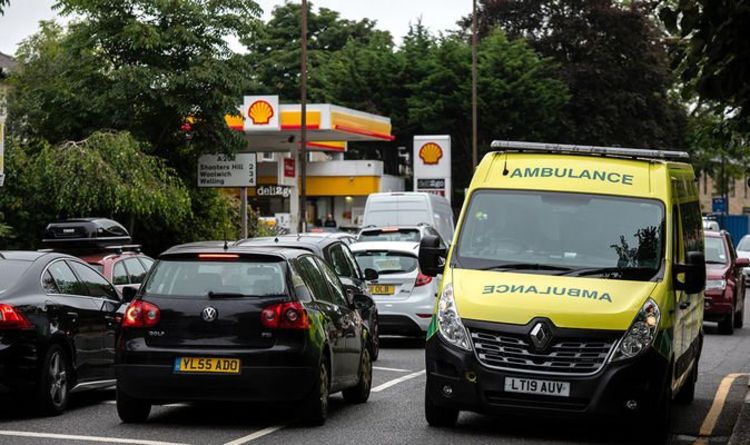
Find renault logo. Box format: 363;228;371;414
201;306;218;322
529;322;552;350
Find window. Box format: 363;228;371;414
354;250;418;275
314;257;348;307
341;245;363;279
326;244;355;278
679;201;704;254
288;261;313;302
47;261;88;296
41;270;59;294
69;261;118;300
139;256;155;271
113;262;129;285
297;256;332;303
124;258;147;283
358;228;421;243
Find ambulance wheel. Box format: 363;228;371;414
674;362;697;404
425;390;458;427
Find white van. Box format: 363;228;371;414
362;192;455;243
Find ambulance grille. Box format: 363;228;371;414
470;330;615;376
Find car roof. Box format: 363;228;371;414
349;241;420;255
161;243;313;260
704;230;725;238
236;234;341;248
78;251;142;263
0;250;72;262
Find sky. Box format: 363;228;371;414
0;0;471;56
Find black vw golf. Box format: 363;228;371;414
115;245;372;425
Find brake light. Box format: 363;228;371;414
415;272;432;287
381;227;399;233
0;304;33;329
198;254;240;260
122;300;161;328
261;302;310;330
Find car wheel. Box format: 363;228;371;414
674;361;697;404
424;388;458;427
718;307;735;335
302;359;329;426
36;344;70;416
342;348;372;404
734;298;744;329
370;320;380;362
116;385;151;423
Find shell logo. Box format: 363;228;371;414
419;142;443;165
247;100;275;125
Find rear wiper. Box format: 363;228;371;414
478;263;573;272
565;267;655;277
208;291;250;299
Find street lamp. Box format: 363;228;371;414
471;0;478;169
298;0;308;233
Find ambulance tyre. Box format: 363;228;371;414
674;362;697;404
425;390;458;427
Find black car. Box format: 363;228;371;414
236;234;381;360
0;251;123;414
115;245;372;425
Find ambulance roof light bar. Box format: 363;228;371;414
490;140;690;162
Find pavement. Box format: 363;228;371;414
1;310;750;445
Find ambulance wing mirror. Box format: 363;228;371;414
674;251;706;294
419;235;447;277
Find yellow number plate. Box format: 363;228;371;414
175;357;241;374
369;284;395;295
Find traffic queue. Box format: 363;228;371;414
0;141;745;443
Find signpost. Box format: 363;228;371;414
198;153;257;238
413;135;452;202
712;197;728;215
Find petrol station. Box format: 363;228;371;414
220;95;404;232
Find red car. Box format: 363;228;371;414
79;248;155;292
704;230;748;335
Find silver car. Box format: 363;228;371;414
737;235;750;279
350;241;439;337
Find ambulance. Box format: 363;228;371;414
418;141;705;439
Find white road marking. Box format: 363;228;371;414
0;430;189;445
371;370;425;393
373;366;412;373
222;425;285;445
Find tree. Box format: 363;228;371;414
467;0;687;149
660;1;750;120
0;0;8;14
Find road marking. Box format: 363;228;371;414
373;366;412;373
0;430;188;445
693;373;749;445
222;425;285;445
371;370;425;393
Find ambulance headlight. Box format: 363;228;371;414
437;284;471;351
611;298;661;362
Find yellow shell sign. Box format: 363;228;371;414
419;142;443;165
248;100;275;125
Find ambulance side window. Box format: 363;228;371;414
673;205;681;262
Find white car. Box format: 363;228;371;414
737;235;750;278
350;241;439;337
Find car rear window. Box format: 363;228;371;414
358;229;421;242
353;251;418;275
738;236;750;252
0;260;32;293
143;259;288;297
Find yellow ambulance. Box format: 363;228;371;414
419;141;705;439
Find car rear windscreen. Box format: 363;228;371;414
0;260;32;294
143;260;287;297
359;229;421;243
354;251;418;275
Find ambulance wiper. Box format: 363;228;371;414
568;266;654;278
478;263;573;272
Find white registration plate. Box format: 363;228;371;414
504;377;570;397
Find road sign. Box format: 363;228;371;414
197;153;257;188
712;197;727;214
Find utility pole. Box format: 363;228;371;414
298;0;308;233
471;0;478;169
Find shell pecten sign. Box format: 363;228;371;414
418;142;444;165
242;95;280;131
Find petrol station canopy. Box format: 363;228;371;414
225;96;394;152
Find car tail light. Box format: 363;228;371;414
261;302;310;330
122;300;161;328
415;272;432;287
0;304;33;329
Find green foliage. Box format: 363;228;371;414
469;0;687;149
660;1;750;119
0;0;8;14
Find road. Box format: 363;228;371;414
1;311;749;445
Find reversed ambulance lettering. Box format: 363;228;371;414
482;284;613;303
509;167;634;185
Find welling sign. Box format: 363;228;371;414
198;153;257;188
413;135;451;203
